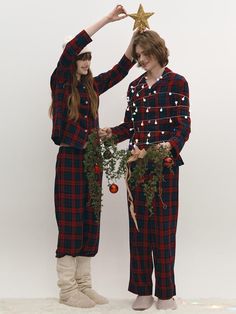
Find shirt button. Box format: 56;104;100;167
85;101;88;104
85;129;88;133
84;115;88;118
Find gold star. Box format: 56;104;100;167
128;4;154;31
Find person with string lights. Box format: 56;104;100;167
99;30;191;311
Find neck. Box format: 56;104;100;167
76;72;81;81
147;65;165;81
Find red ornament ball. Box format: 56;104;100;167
109;183;119;193
163;157;174;167
94;164;101;174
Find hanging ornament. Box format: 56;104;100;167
109;183;119;194
94;163;101;174
163;157;174;167
128;4;154;31
103;149;113;160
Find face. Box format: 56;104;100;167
76;58;91;76
135;44;159;72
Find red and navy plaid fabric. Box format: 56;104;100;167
51;30;134;257
111;68;191;298
128;166;179;299
112;67;191;165
55;147;101;257
50;29;134;150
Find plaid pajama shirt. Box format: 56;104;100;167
50;30;134;258
112;68;191;298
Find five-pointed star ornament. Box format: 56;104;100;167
128;4;154;31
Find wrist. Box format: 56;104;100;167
103;15;111;24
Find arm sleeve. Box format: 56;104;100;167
94;55;135;95
169;79;191;157
50;30;92;90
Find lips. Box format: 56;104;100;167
141;63;148;68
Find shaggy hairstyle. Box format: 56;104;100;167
132;30;169;67
50;52;98;121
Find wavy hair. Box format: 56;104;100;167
132;30;169;67
49;52;98;121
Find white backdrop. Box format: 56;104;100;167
0;0;236;299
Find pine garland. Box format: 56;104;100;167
83;131;129;221
128;145;174;215
84;131;173;220
83;131;103;221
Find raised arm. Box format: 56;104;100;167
51;5;128;90
85;5;127;37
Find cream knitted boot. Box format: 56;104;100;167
57;255;95;308
76;256;109;304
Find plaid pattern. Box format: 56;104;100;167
51;30;134;257
55;147;102;257
111;68;191;298
128;166;179;299
112;67;191;165
51;30;134;149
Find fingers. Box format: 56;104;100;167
111;4;127;21
98;128;107;138
116;4;127;15
98;128;112;139
156;142;171;151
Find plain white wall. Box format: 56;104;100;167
1;0;236;299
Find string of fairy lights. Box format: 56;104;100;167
123;71;190;149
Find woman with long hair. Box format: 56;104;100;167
50;5;134;308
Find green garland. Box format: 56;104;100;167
84;131;173;220
83;131;129;221
83;131;103;221
128;145;173;215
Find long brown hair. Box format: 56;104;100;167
49;52;98;121
132;30;169;67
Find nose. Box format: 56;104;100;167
139;54;145;63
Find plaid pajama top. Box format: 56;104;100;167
50;30;134;257
111;68;191;297
50;30;134;149
112;67;191;164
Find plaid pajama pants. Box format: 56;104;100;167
54;146;101;258
128;165;179;299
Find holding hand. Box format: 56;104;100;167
156;142;171;151
98;127;112;140
106;5;127;22
85;5;127;38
